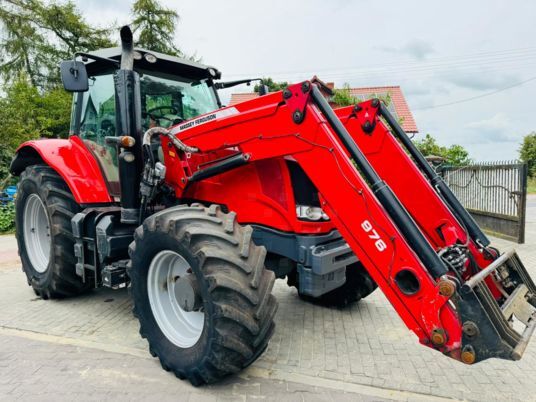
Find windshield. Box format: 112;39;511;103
140;74;219;129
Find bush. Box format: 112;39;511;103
520;132;536;177
414;133;471;167
0;203;15;233
528;177;536;194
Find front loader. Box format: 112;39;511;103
10;26;536;385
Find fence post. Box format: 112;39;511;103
519;163;528;244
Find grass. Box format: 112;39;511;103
0;203;15;233
529;177;536;194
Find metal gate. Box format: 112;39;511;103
440;161;528;243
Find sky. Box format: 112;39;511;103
78;0;536;161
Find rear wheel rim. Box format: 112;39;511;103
147;250;205;348
23;194;51;274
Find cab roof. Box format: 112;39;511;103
84;47;221;81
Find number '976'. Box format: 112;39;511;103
361;220;387;252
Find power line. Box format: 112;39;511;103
222;46;536;80
413;75;536;111
284;59;536;83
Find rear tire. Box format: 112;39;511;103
15;165;91;299
128;204;278;386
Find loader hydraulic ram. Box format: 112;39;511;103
165;81;536;365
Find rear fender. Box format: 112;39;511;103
10;136;113;204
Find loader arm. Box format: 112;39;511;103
334;103;501;294
164;81;536;364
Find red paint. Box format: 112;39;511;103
164;83;464;353
15;136;113;204
16;81;513;362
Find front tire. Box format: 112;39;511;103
128;204;278;386
15;165;91;299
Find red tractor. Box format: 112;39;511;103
10;27;536;385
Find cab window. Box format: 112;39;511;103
71;73;119;195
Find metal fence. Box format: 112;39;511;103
440;161;528;243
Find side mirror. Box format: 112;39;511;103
60;60;88;92
257;84;269;96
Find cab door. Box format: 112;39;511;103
71;73;120;196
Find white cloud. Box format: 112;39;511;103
377;39;434;60
403;39;435;60
440;71;519;91
464;113;518;143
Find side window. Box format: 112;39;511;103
77;74;120;194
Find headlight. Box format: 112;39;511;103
144;53;157;63
296;205;329;221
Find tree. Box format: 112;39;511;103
254;77;288;93
444;144;471;166
331;83;393;108
0;75;71;146
0;75;72;182
131;0;183;56
413;133;471;166
519;132;536;177
331;83;356;107
0;0;113;89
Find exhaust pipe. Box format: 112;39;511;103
115;26;143;224
120;25;134;71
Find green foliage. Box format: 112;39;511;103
0;147;15;187
0;0;189;88
331;83;356;107
519;132;536;177
254;77;288;93
0;203;15;233
0;76;72;149
413;133;471;166
0;76;71;183
528;177;536;194
331;83;393;108
0;0;113;89
132;0;183;57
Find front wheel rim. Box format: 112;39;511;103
147;250;205;348
23;194;51;273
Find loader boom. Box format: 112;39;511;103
165;83;461;352
160;81;536;363
333;103;497;280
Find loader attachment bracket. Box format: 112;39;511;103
454;250;536;363
351;98;380;134
283;81;311;124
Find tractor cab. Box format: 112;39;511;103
68;47;222;196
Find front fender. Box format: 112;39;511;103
10;136;113;204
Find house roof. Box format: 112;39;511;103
228;93;260;105
228;85;418;133
347;86;418;133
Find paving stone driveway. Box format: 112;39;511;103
1;195;535;401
